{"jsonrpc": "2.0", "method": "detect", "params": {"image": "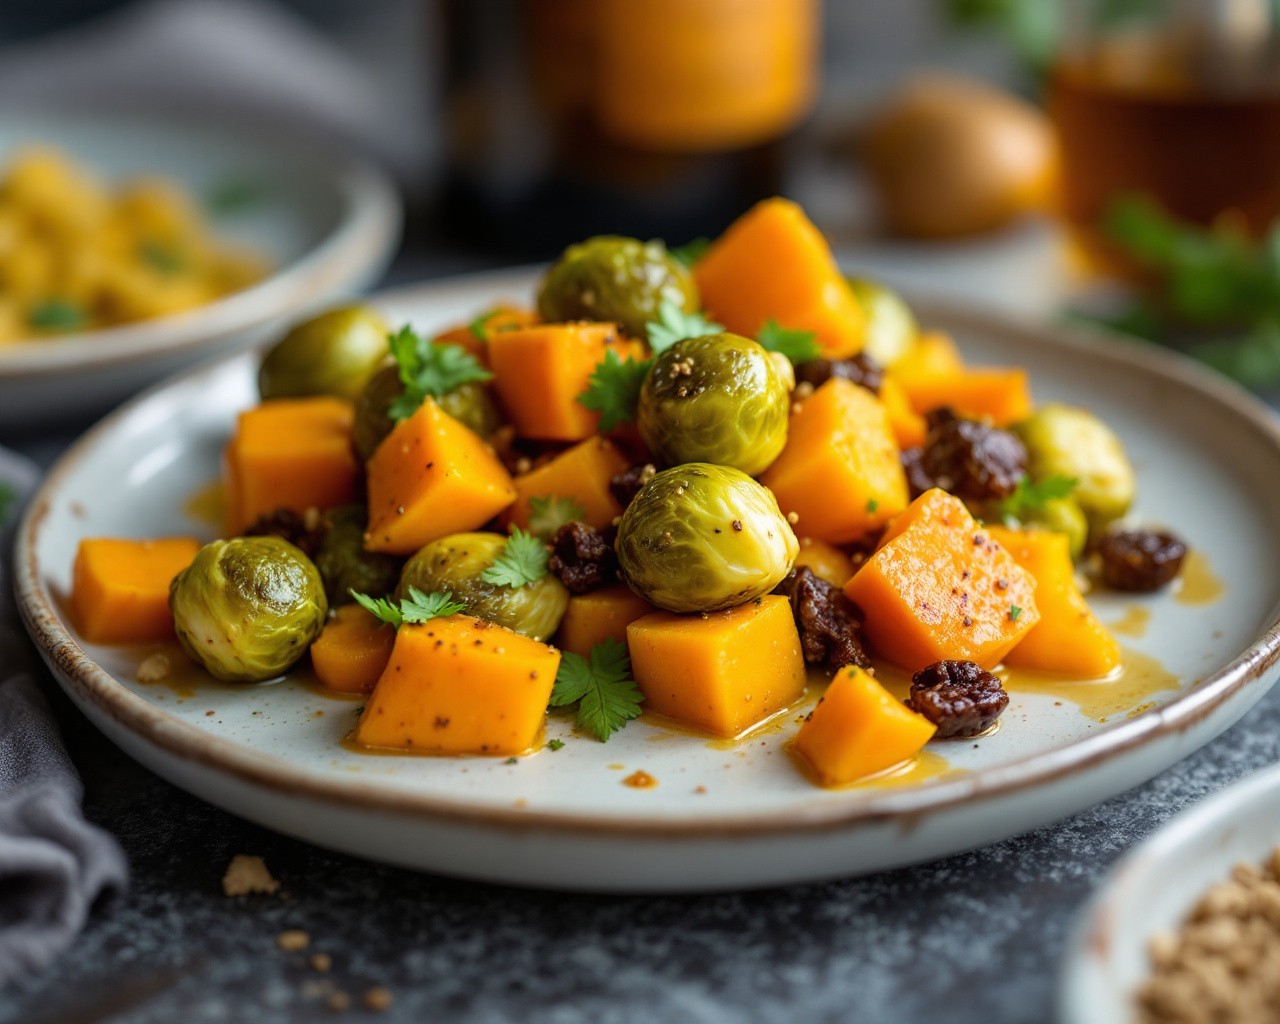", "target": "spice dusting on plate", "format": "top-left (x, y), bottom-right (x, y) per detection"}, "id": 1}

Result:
top-left (1138, 846), bottom-right (1280, 1023)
